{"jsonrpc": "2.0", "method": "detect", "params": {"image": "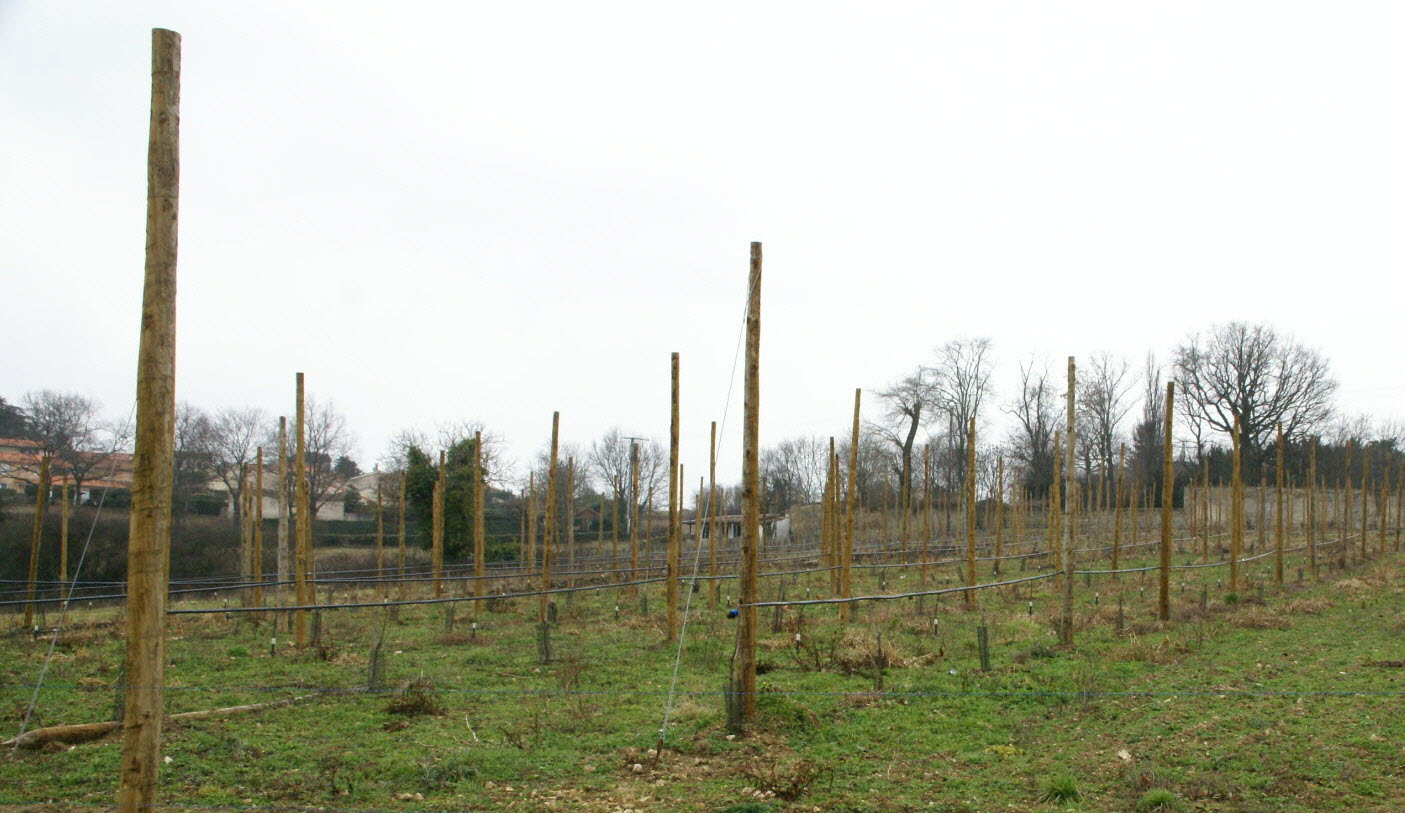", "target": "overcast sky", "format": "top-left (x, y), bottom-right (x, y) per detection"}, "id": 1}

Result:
top-left (4, 2), bottom-right (1404, 491)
